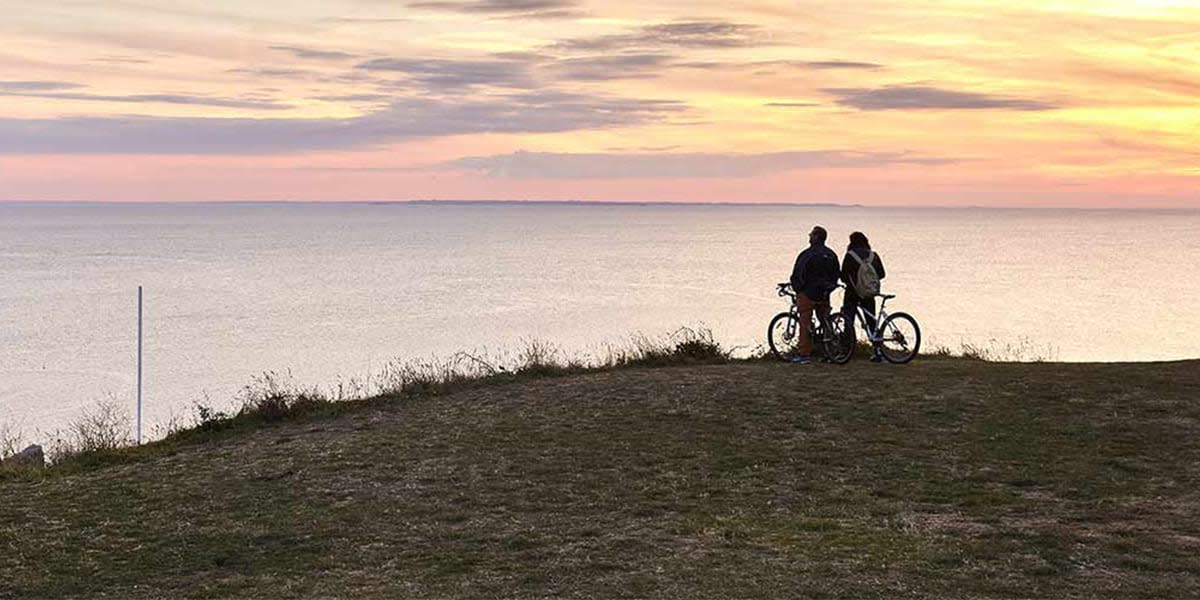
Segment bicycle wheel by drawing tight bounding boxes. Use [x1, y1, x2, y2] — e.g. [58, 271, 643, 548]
[767, 312, 805, 362]
[877, 312, 921, 364]
[840, 312, 859, 363]
[817, 313, 853, 365]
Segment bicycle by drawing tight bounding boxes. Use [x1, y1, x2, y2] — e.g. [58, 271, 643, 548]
[767, 283, 852, 363]
[841, 292, 922, 364]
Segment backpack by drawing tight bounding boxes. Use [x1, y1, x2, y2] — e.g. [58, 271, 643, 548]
[848, 250, 880, 297]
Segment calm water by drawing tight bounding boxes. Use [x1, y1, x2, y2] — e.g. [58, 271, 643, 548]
[2, 202, 1198, 434]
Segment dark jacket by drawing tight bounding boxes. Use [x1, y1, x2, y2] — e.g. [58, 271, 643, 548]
[790, 242, 841, 301]
[841, 245, 886, 303]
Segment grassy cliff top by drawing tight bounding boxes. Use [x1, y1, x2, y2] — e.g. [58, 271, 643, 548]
[3, 358, 1200, 598]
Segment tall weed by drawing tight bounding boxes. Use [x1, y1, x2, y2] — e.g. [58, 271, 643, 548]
[957, 337, 1059, 362]
[236, 370, 330, 422]
[1, 421, 23, 460]
[609, 326, 729, 367]
[927, 337, 1059, 362]
[47, 397, 132, 463]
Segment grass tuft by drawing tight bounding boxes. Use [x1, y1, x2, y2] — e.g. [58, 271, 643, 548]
[46, 397, 132, 464]
[235, 370, 332, 422]
[959, 337, 1059, 362]
[610, 326, 731, 367]
[0, 421, 22, 461]
[925, 338, 1059, 362]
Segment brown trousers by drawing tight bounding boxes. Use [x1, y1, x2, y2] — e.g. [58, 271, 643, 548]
[796, 294, 831, 356]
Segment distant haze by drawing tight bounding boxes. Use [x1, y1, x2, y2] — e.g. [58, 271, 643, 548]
[0, 2, 1198, 207]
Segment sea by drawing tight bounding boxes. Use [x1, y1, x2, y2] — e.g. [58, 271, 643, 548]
[2, 201, 1198, 436]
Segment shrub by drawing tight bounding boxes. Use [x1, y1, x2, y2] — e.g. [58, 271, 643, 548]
[671, 327, 727, 361]
[955, 338, 1059, 362]
[1, 421, 22, 461]
[330, 374, 375, 403]
[236, 370, 330, 422]
[48, 397, 132, 463]
[380, 358, 480, 396]
[611, 326, 730, 368]
[513, 338, 573, 376]
[191, 400, 235, 432]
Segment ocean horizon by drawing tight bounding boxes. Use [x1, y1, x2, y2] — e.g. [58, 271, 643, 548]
[4, 199, 1199, 212]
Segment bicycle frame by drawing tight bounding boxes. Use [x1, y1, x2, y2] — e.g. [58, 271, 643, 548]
[850, 296, 891, 342]
[772, 282, 917, 364]
[778, 284, 836, 343]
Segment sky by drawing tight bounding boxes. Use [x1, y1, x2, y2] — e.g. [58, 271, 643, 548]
[1, 0, 1198, 207]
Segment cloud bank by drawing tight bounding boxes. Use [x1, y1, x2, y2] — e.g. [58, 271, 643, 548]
[558, 21, 767, 51]
[407, 0, 583, 18]
[0, 81, 85, 91]
[444, 150, 953, 179]
[0, 89, 292, 110]
[357, 57, 537, 89]
[826, 85, 1058, 111]
[269, 45, 359, 61]
[0, 94, 685, 154]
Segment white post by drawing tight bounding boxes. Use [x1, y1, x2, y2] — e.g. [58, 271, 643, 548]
[137, 285, 143, 445]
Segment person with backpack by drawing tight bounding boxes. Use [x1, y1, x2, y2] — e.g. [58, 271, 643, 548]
[789, 225, 841, 364]
[841, 231, 886, 362]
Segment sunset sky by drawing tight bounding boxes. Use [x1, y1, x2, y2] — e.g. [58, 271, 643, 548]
[1, 0, 1198, 206]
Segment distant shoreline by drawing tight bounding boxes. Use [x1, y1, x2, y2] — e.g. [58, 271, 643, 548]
[2, 199, 1198, 213]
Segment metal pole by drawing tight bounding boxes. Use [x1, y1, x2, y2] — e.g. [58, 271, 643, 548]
[137, 285, 143, 445]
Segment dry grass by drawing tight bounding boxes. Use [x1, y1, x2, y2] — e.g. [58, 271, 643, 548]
[44, 398, 132, 464]
[933, 337, 1061, 362]
[0, 421, 22, 460]
[2, 359, 1199, 598]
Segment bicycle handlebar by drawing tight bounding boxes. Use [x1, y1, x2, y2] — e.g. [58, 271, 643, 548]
[777, 281, 895, 303]
[777, 282, 847, 298]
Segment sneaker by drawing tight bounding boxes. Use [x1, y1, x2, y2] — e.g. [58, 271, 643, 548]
[870, 353, 884, 363]
[791, 355, 812, 364]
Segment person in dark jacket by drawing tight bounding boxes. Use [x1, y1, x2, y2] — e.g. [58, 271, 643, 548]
[789, 226, 841, 364]
[840, 231, 886, 361]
